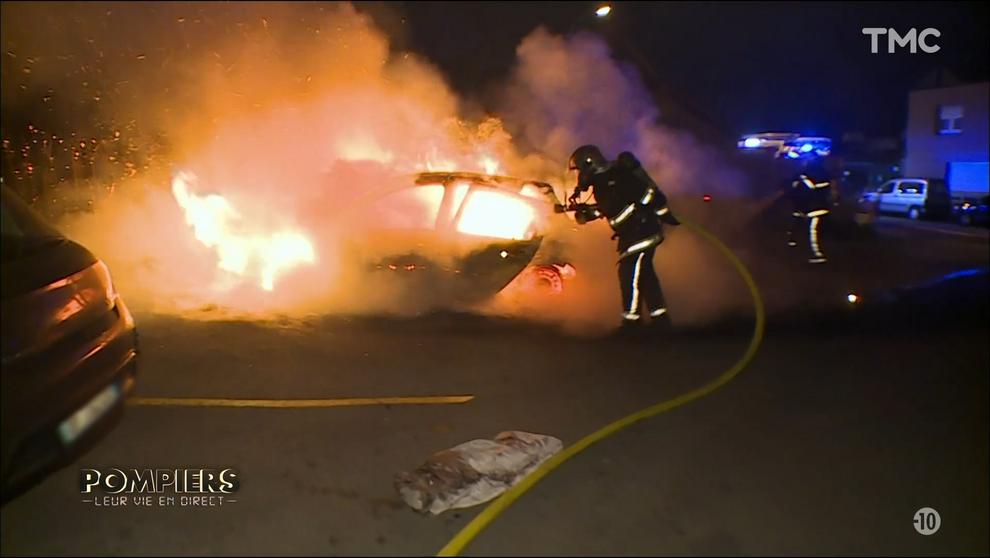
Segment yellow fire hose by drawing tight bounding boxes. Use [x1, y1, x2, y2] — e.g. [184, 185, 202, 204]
[437, 214, 766, 556]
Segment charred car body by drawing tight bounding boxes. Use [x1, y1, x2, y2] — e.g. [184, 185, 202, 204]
[354, 171, 573, 305]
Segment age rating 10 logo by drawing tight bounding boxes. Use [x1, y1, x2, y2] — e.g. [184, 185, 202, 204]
[913, 507, 941, 536]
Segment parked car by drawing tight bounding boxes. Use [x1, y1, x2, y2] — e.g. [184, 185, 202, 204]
[859, 178, 951, 221]
[1, 186, 138, 503]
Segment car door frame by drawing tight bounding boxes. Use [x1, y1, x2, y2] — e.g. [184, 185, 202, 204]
[876, 180, 899, 213]
[896, 179, 927, 216]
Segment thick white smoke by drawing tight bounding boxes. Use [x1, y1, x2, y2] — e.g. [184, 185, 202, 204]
[46, 4, 755, 328]
[499, 29, 749, 198]
[485, 29, 755, 331]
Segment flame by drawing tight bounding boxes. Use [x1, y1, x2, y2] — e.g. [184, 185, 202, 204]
[337, 135, 394, 164]
[480, 155, 500, 176]
[171, 171, 317, 291]
[519, 183, 543, 199]
[418, 140, 504, 176]
[456, 189, 538, 240]
[417, 143, 458, 173]
[423, 157, 457, 172]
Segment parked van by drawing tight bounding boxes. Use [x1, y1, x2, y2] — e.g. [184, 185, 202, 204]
[860, 178, 951, 220]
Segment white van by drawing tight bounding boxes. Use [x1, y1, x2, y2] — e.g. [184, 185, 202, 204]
[860, 178, 950, 220]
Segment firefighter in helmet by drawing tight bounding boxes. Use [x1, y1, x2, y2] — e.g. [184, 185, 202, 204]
[567, 145, 680, 332]
[784, 152, 833, 264]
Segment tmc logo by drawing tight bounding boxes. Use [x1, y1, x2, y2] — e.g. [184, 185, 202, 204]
[862, 28, 941, 53]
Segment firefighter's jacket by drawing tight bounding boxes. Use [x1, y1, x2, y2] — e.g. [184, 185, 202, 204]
[575, 152, 676, 257]
[789, 171, 833, 218]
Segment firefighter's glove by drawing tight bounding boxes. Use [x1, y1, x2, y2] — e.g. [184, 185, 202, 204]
[573, 203, 596, 225]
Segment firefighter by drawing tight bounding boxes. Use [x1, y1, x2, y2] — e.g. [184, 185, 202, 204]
[567, 145, 680, 332]
[786, 155, 833, 264]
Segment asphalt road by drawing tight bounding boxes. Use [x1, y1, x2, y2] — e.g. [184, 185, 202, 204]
[1, 215, 987, 556]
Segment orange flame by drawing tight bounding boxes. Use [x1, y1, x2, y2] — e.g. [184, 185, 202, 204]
[456, 188, 538, 241]
[171, 171, 317, 291]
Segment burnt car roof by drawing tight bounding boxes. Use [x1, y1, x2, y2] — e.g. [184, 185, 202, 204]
[411, 172, 559, 206]
[412, 171, 558, 191]
[413, 171, 527, 187]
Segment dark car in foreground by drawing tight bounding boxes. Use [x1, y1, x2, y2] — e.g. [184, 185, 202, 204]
[1, 186, 138, 503]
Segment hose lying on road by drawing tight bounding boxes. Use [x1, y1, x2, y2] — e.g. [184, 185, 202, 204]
[437, 214, 767, 556]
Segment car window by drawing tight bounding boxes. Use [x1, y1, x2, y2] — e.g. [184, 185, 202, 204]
[455, 188, 537, 241]
[878, 182, 895, 194]
[898, 181, 925, 194]
[375, 184, 446, 230]
[440, 181, 472, 227]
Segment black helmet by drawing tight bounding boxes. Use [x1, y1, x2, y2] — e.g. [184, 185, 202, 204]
[568, 145, 607, 173]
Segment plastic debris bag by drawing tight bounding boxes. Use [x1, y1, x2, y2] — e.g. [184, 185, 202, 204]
[394, 431, 563, 515]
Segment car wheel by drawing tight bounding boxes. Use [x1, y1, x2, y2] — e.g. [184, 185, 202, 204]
[908, 206, 921, 220]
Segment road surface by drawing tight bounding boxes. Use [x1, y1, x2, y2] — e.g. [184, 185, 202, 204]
[2, 215, 987, 556]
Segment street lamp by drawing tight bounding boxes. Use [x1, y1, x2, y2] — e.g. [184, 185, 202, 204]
[595, 4, 612, 17]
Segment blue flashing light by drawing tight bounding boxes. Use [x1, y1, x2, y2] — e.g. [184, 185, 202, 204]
[800, 143, 814, 152]
[786, 150, 800, 159]
[743, 137, 761, 148]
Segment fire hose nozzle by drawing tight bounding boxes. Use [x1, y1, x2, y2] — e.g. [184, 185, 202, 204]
[566, 203, 598, 224]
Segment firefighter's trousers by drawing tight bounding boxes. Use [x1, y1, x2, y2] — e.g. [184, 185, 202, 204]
[617, 245, 667, 321]
[788, 210, 829, 264]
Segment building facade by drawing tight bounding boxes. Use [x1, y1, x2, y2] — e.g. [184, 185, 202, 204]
[903, 82, 989, 186]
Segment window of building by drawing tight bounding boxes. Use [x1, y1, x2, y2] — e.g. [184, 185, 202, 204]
[936, 105, 963, 135]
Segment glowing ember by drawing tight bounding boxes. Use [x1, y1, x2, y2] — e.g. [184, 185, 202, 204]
[171, 171, 316, 291]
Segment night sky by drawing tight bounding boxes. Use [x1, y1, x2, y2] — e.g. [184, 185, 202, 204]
[2, 1, 988, 146]
[386, 1, 989, 139]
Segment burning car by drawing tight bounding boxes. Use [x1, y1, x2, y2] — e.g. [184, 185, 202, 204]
[169, 168, 575, 310]
[353, 171, 574, 305]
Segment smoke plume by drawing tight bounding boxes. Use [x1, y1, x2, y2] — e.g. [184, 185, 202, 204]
[4, 2, 756, 330]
